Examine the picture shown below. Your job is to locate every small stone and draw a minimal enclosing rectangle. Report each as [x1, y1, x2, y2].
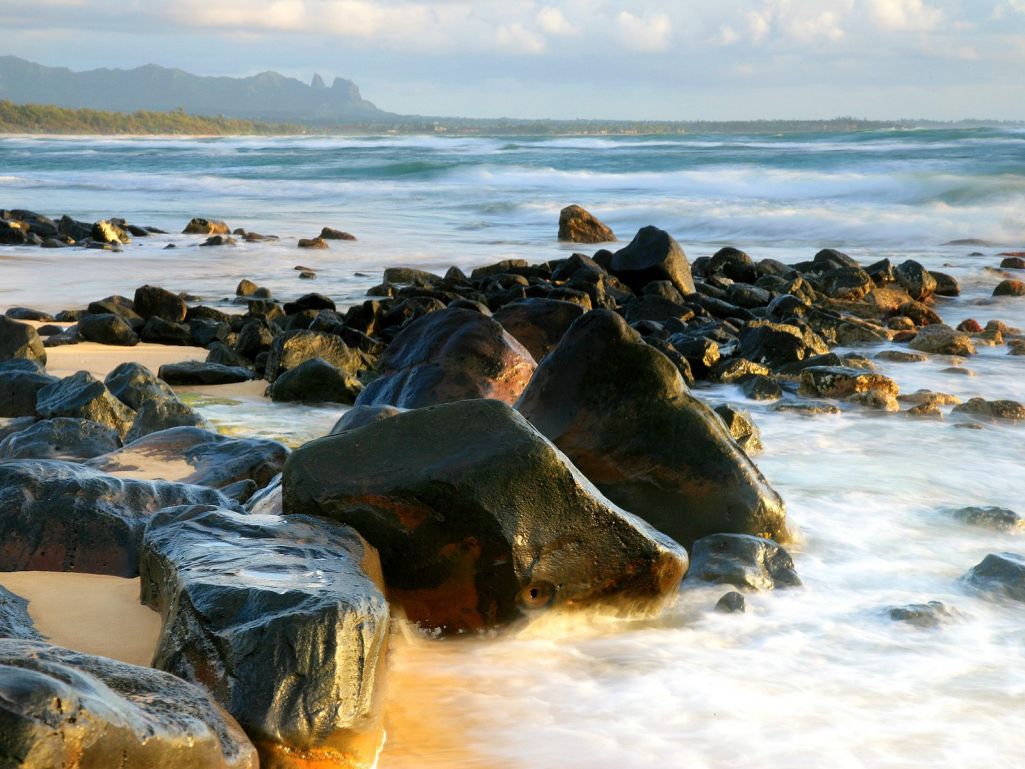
[715, 591, 746, 613]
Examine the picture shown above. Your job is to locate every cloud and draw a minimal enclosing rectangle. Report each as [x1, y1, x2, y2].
[496, 23, 546, 53]
[866, 0, 944, 31]
[536, 6, 574, 36]
[616, 11, 672, 52]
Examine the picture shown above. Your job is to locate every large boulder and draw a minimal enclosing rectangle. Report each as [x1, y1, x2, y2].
[493, 298, 587, 362]
[517, 310, 787, 547]
[266, 357, 362, 403]
[134, 285, 187, 323]
[124, 397, 207, 442]
[76, 313, 140, 346]
[609, 226, 695, 296]
[89, 426, 288, 489]
[282, 399, 688, 633]
[183, 217, 230, 235]
[0, 639, 257, 769]
[963, 553, 1025, 602]
[355, 308, 537, 409]
[141, 506, 389, 769]
[739, 320, 830, 368]
[686, 534, 801, 591]
[264, 330, 367, 383]
[558, 205, 616, 244]
[0, 316, 46, 366]
[0, 418, 122, 461]
[36, 371, 136, 438]
[0, 460, 237, 576]
[0, 361, 57, 417]
[894, 260, 937, 301]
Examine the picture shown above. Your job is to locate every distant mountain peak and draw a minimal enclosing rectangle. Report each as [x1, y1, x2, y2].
[0, 56, 387, 123]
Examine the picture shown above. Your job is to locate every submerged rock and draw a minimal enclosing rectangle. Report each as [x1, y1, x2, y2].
[141, 506, 388, 769]
[714, 591, 746, 614]
[888, 601, 956, 628]
[963, 553, 1025, 602]
[517, 310, 787, 547]
[952, 398, 1025, 422]
[687, 534, 801, 591]
[283, 399, 688, 633]
[0, 460, 237, 576]
[909, 324, 976, 356]
[947, 506, 1023, 531]
[558, 204, 616, 244]
[0, 639, 257, 769]
[356, 307, 537, 409]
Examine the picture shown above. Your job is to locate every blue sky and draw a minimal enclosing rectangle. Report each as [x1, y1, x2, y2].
[2, 0, 1024, 119]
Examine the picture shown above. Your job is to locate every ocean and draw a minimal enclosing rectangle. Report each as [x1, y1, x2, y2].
[3, 129, 1025, 768]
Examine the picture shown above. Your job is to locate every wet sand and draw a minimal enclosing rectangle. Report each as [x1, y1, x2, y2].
[0, 572, 161, 667]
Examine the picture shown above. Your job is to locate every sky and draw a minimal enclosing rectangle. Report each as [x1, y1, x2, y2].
[2, 0, 1024, 120]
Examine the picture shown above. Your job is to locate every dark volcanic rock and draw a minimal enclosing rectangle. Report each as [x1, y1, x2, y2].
[0, 639, 257, 768]
[713, 404, 763, 454]
[0, 585, 41, 640]
[329, 404, 404, 435]
[894, 260, 937, 301]
[0, 316, 46, 366]
[36, 371, 136, 438]
[267, 357, 362, 403]
[125, 397, 207, 442]
[283, 399, 688, 633]
[355, 307, 537, 410]
[951, 397, 1025, 421]
[320, 226, 356, 240]
[888, 601, 956, 628]
[158, 361, 256, 386]
[963, 553, 1025, 602]
[134, 285, 187, 323]
[739, 320, 829, 368]
[77, 313, 140, 346]
[558, 204, 616, 244]
[739, 374, 782, 401]
[714, 591, 746, 614]
[493, 298, 587, 362]
[517, 310, 787, 547]
[264, 329, 366, 383]
[90, 426, 287, 490]
[609, 226, 695, 296]
[994, 279, 1025, 297]
[104, 361, 176, 410]
[0, 460, 237, 575]
[908, 324, 976, 356]
[948, 506, 1023, 531]
[0, 362, 57, 417]
[687, 534, 801, 591]
[140, 506, 388, 768]
[140, 316, 193, 346]
[0, 418, 122, 460]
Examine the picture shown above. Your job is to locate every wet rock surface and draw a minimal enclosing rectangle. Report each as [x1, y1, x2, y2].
[36, 371, 136, 438]
[283, 399, 688, 633]
[141, 506, 389, 769]
[0, 639, 257, 769]
[0, 417, 122, 460]
[963, 553, 1025, 602]
[558, 205, 616, 244]
[0, 585, 41, 640]
[687, 534, 801, 591]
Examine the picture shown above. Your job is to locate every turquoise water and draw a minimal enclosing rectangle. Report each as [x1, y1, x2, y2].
[3, 130, 1025, 769]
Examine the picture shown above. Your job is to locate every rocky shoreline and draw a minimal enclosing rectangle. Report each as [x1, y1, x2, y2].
[1, 204, 1024, 767]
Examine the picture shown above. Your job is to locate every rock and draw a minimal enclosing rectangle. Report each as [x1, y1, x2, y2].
[329, 405, 404, 435]
[0, 418, 122, 460]
[994, 279, 1025, 297]
[298, 270, 316, 279]
[140, 506, 388, 768]
[356, 307, 536, 410]
[104, 362, 176, 410]
[320, 226, 356, 240]
[875, 350, 927, 363]
[77, 313, 140, 346]
[905, 402, 942, 419]
[739, 374, 782, 401]
[283, 293, 336, 315]
[298, 237, 329, 249]
[0, 316, 46, 366]
[90, 426, 287, 489]
[714, 591, 746, 613]
[0, 639, 257, 768]
[888, 601, 956, 628]
[820, 267, 874, 301]
[930, 271, 961, 297]
[5, 307, 54, 322]
[158, 361, 256, 386]
[200, 235, 236, 247]
[236, 278, 259, 297]
[894, 260, 937, 301]
[517, 310, 787, 547]
[948, 506, 1023, 531]
[267, 357, 362, 403]
[963, 553, 1025, 602]
[773, 400, 842, 416]
[0, 460, 236, 575]
[799, 366, 898, 401]
[1000, 256, 1025, 269]
[125, 398, 207, 443]
[812, 248, 859, 270]
[708, 247, 757, 283]
[0, 363, 57, 417]
[36, 371, 136, 438]
[558, 205, 616, 244]
[908, 324, 976, 356]
[898, 389, 961, 407]
[91, 219, 130, 245]
[265, 329, 366, 383]
[0, 585, 41, 640]
[283, 399, 688, 633]
[134, 285, 187, 323]
[713, 404, 763, 454]
[609, 226, 695, 296]
[687, 534, 800, 591]
[183, 217, 230, 235]
[492, 298, 587, 362]
[140, 316, 194, 346]
[952, 397, 1025, 421]
[383, 267, 443, 285]
[709, 358, 771, 384]
[739, 319, 830, 368]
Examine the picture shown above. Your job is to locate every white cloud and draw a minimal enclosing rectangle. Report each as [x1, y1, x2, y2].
[536, 6, 573, 36]
[866, 0, 944, 31]
[496, 23, 546, 53]
[616, 11, 672, 52]
[712, 24, 740, 45]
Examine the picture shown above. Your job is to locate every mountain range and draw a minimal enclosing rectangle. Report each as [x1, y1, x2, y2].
[0, 56, 386, 123]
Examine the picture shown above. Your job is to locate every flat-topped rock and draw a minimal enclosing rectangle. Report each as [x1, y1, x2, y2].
[158, 361, 256, 386]
[0, 459, 238, 576]
[141, 506, 388, 769]
[283, 399, 688, 633]
[0, 639, 257, 769]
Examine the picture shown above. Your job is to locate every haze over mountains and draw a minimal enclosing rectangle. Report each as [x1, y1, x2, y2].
[0, 56, 386, 123]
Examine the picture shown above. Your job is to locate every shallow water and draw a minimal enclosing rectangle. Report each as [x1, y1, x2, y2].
[3, 131, 1025, 768]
